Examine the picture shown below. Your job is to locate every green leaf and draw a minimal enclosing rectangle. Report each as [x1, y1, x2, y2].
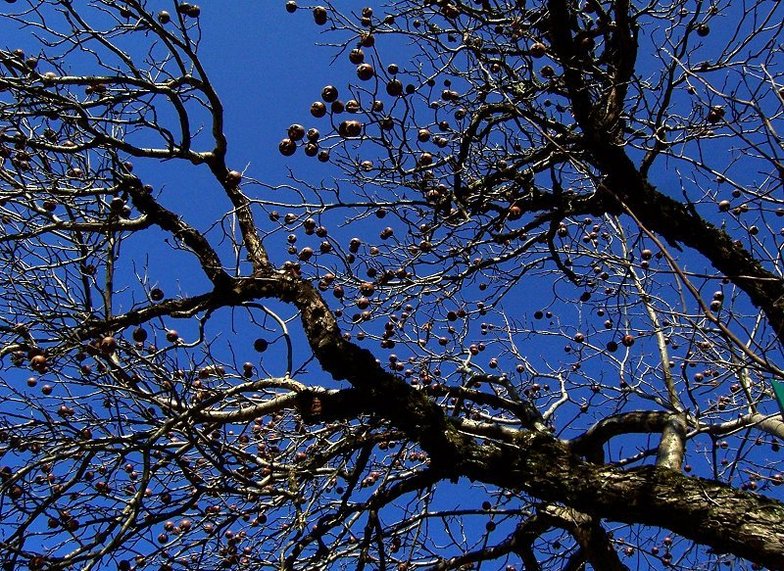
[771, 380, 784, 418]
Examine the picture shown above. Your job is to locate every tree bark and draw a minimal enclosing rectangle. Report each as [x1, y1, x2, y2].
[545, 0, 784, 341]
[457, 433, 784, 570]
[258, 274, 784, 569]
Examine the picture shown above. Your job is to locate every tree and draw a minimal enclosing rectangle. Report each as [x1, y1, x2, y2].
[1, 0, 783, 569]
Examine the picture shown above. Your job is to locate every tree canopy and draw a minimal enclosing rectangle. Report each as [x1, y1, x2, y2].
[1, 1, 784, 570]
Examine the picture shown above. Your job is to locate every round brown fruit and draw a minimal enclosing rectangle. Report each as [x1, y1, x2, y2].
[321, 85, 339, 102]
[287, 124, 305, 141]
[349, 48, 364, 64]
[529, 42, 547, 58]
[310, 101, 327, 118]
[386, 79, 403, 96]
[338, 120, 362, 138]
[298, 247, 314, 261]
[441, 89, 459, 101]
[360, 32, 374, 47]
[285, 1, 297, 13]
[30, 354, 47, 371]
[356, 63, 374, 81]
[380, 116, 394, 130]
[304, 143, 318, 157]
[100, 336, 117, 353]
[313, 6, 327, 25]
[279, 138, 296, 156]
[707, 105, 725, 123]
[132, 328, 148, 343]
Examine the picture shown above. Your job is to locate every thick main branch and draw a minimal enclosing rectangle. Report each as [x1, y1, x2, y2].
[254, 273, 784, 569]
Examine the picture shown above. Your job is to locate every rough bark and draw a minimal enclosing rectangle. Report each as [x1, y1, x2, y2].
[538, 505, 630, 571]
[546, 0, 784, 341]
[458, 434, 784, 570]
[239, 273, 784, 570]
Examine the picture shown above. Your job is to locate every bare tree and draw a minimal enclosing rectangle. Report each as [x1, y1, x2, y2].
[1, 1, 784, 569]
